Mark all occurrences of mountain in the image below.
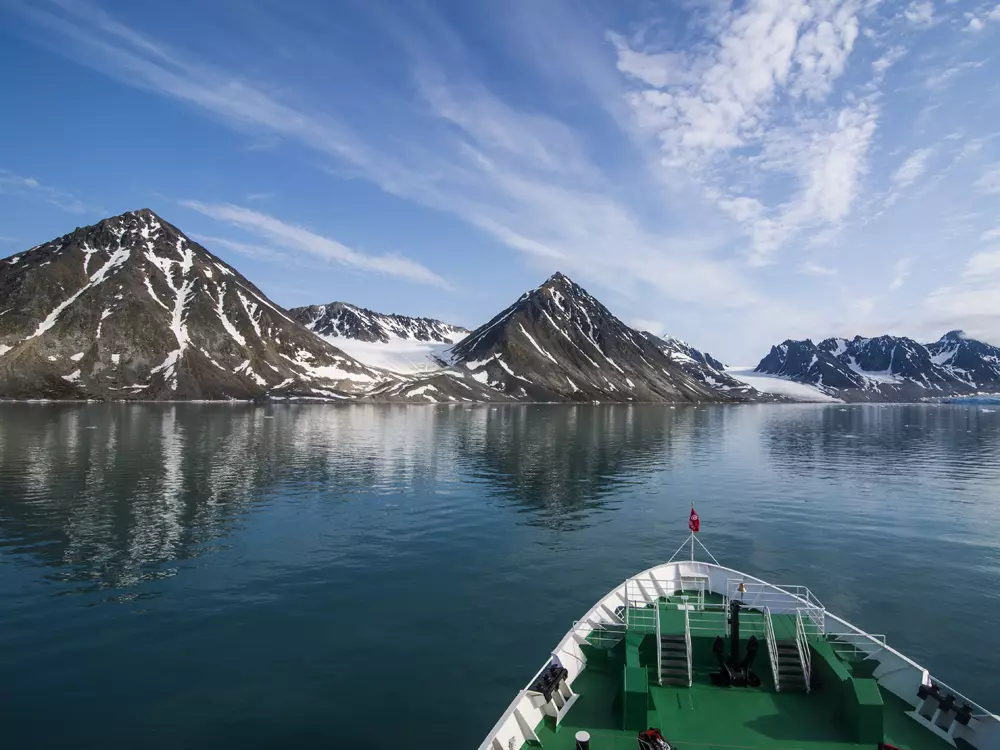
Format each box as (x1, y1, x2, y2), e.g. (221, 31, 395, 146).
(925, 330, 1000, 387)
(290, 301, 467, 344)
(755, 331, 1000, 401)
(641, 332, 756, 398)
(0, 209, 387, 400)
(290, 301, 467, 374)
(442, 272, 759, 402)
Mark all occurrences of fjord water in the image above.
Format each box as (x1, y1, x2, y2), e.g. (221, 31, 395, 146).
(2, 404, 999, 748)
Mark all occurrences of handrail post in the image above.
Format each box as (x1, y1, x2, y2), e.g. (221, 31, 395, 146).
(656, 604, 662, 685)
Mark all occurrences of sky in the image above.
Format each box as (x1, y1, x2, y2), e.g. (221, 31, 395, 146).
(2, 0, 1000, 364)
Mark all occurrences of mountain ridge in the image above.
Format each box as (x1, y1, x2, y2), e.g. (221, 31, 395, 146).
(290, 301, 467, 344)
(9, 209, 999, 404)
(440, 272, 761, 403)
(755, 331, 1000, 401)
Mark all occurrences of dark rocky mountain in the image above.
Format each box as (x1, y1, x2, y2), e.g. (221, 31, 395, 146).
(644, 334, 726, 372)
(926, 330, 1000, 387)
(0, 209, 388, 400)
(641, 332, 756, 398)
(756, 331, 1000, 402)
(0, 210, 773, 404)
(442, 272, 760, 402)
(290, 301, 467, 344)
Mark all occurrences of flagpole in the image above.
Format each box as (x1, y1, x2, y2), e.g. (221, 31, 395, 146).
(690, 533, 694, 561)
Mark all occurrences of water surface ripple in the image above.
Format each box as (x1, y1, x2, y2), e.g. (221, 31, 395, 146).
(1, 403, 999, 748)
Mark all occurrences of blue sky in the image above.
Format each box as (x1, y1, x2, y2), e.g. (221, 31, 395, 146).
(2, 0, 1000, 363)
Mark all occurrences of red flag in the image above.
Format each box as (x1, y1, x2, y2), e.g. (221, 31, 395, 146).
(689, 507, 700, 533)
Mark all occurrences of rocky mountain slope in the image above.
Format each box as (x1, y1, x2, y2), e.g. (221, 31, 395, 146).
(290, 301, 467, 374)
(641, 332, 756, 398)
(437, 272, 758, 402)
(0, 209, 387, 400)
(290, 301, 467, 344)
(755, 331, 1000, 401)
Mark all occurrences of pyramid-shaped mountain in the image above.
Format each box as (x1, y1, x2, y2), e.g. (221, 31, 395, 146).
(0, 209, 385, 399)
(445, 273, 757, 402)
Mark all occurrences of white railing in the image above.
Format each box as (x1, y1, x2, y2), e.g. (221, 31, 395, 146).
(684, 607, 693, 687)
(798, 603, 826, 634)
(764, 606, 781, 692)
(727, 579, 825, 619)
(826, 631, 886, 661)
(795, 609, 812, 693)
(570, 620, 624, 650)
(686, 603, 729, 636)
(656, 605, 663, 686)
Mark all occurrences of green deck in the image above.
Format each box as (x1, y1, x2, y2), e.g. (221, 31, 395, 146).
(530, 593, 957, 750)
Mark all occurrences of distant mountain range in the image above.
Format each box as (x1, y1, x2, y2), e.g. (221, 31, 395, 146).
(754, 332, 1000, 402)
(3, 209, 999, 404)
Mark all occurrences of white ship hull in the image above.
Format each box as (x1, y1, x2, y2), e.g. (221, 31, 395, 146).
(479, 557, 1000, 750)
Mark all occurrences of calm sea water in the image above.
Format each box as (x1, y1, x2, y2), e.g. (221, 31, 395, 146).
(2, 403, 999, 748)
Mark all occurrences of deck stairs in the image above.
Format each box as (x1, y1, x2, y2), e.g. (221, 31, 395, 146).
(659, 633, 689, 685)
(774, 639, 808, 692)
(658, 608, 692, 687)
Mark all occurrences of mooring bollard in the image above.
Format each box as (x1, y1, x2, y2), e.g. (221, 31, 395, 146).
(575, 729, 591, 750)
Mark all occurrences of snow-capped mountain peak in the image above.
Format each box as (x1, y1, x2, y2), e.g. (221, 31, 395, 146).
(445, 271, 760, 402)
(0, 209, 383, 399)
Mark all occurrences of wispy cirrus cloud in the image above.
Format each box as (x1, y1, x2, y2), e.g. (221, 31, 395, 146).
(891, 148, 932, 189)
(8, 0, 1000, 356)
(0, 168, 98, 214)
(797, 261, 839, 277)
(187, 233, 286, 263)
(975, 162, 1000, 194)
(6, 0, 761, 313)
(181, 201, 450, 288)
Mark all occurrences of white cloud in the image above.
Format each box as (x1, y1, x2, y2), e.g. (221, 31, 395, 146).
(903, 1, 935, 27)
(0, 168, 95, 214)
(631, 318, 665, 336)
(13, 0, 762, 313)
(974, 163, 1000, 194)
(925, 60, 985, 91)
(980, 227, 1000, 242)
(891, 148, 932, 189)
(925, 282, 1000, 344)
(963, 248, 1000, 278)
(13, 0, 1000, 359)
(188, 233, 286, 262)
(872, 46, 907, 77)
(889, 257, 913, 291)
(614, 1, 878, 264)
(965, 18, 985, 32)
(620, 1, 861, 167)
(181, 201, 450, 288)
(797, 261, 838, 276)
(741, 101, 878, 264)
